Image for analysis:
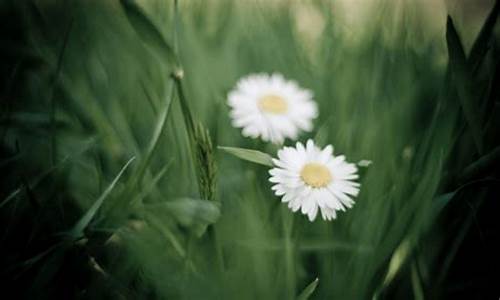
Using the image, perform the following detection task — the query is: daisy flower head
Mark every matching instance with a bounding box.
[269,140,360,221]
[227,73,318,144]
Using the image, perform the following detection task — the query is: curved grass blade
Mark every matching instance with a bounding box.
[120,0,178,67]
[382,238,412,287]
[435,178,500,212]
[218,146,273,167]
[459,145,500,183]
[134,81,175,185]
[68,157,135,239]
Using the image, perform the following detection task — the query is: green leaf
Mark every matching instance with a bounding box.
[120,0,178,66]
[218,146,274,167]
[297,277,319,300]
[68,157,135,238]
[446,16,484,154]
[146,198,221,237]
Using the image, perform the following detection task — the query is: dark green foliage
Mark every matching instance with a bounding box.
[0,0,499,299]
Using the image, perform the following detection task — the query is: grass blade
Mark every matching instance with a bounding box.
[459,145,500,182]
[468,0,500,72]
[68,157,135,238]
[132,159,173,205]
[119,0,178,67]
[135,81,175,184]
[382,238,412,287]
[173,76,196,141]
[1,140,96,209]
[411,263,425,300]
[446,16,484,154]
[297,277,319,300]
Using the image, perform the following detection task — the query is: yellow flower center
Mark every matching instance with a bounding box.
[300,163,332,188]
[258,94,288,114]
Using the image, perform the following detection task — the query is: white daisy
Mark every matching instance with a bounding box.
[227,73,318,144]
[269,139,360,221]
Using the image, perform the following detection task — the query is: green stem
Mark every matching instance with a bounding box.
[282,208,296,299]
[208,226,225,271]
[170,0,224,280]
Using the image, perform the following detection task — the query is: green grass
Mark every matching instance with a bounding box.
[1,0,499,299]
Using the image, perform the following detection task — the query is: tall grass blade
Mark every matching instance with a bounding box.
[468,0,500,72]
[411,263,425,300]
[382,238,412,287]
[134,81,175,185]
[446,16,484,154]
[68,157,135,238]
[119,0,178,66]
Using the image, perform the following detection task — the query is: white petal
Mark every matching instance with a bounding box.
[267,139,360,222]
[227,73,317,144]
[307,203,319,221]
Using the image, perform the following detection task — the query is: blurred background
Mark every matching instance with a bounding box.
[1,0,499,299]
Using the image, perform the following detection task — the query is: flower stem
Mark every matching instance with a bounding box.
[282,207,296,299]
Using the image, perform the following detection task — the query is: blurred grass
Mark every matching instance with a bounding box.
[1,0,499,299]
